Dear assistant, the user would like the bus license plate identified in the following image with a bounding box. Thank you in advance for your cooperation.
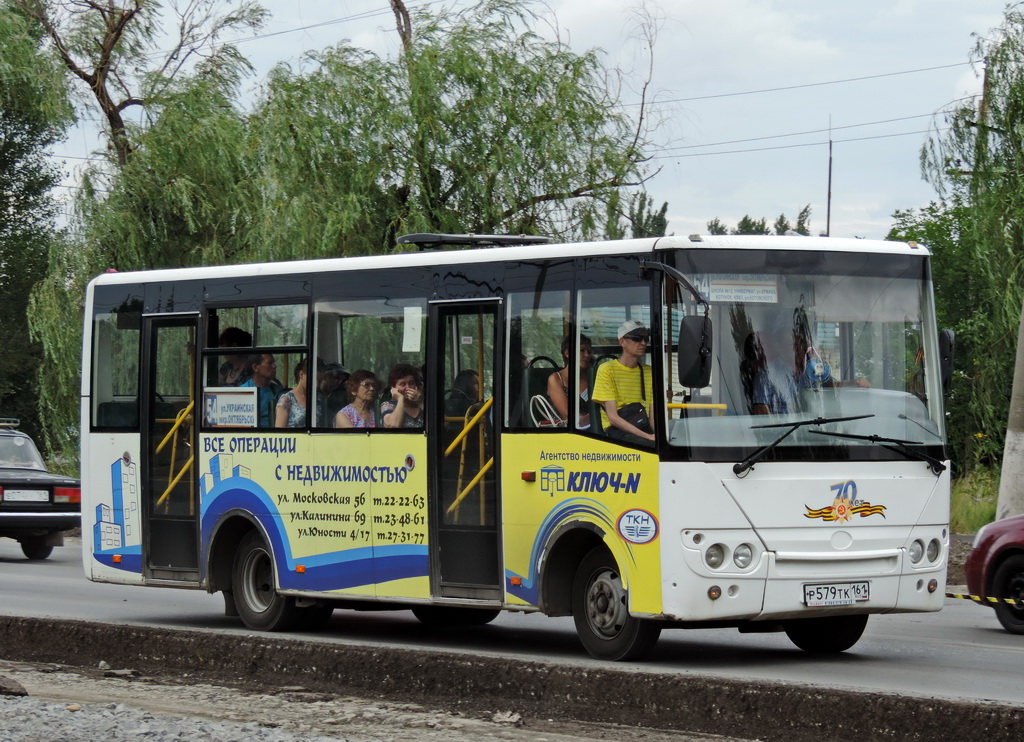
[803,582,870,607]
[3,489,48,502]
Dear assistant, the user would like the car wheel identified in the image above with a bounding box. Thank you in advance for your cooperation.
[231,530,299,631]
[571,546,661,661]
[992,554,1024,634]
[20,536,53,561]
[783,613,868,653]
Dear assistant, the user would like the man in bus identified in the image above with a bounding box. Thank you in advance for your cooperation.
[241,354,284,427]
[592,320,655,444]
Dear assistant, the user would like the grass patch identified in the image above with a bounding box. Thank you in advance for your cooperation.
[951,466,999,534]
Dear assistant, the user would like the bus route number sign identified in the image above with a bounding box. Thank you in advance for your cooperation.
[803,581,870,607]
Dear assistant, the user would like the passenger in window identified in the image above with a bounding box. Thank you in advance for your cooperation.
[334,370,380,428]
[241,354,284,427]
[593,320,655,443]
[275,359,309,428]
[316,362,349,426]
[217,327,253,386]
[547,334,592,429]
[452,369,481,400]
[382,363,425,429]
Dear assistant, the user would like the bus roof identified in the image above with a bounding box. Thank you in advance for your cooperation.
[86,234,929,287]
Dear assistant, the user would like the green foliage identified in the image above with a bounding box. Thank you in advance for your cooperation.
[707,206,811,236]
[950,465,999,533]
[600,190,668,239]
[917,6,1024,471]
[0,2,70,445]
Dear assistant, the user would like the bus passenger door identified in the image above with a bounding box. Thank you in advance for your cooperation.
[141,315,200,582]
[428,302,503,600]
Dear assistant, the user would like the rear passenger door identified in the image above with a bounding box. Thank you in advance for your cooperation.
[428,301,503,601]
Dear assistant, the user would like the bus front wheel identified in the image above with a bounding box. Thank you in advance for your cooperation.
[783,613,868,653]
[571,546,661,661]
[232,530,300,631]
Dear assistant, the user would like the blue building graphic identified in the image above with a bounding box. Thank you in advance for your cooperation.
[95,455,139,551]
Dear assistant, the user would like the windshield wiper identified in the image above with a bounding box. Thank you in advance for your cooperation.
[810,430,947,475]
[733,414,875,477]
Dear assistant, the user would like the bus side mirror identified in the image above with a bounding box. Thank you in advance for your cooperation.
[939,328,955,393]
[678,315,713,389]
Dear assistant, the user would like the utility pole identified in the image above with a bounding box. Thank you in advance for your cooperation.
[998,301,1024,518]
[825,117,832,237]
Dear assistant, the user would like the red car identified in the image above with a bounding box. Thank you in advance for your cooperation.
[965,513,1024,633]
[0,422,80,560]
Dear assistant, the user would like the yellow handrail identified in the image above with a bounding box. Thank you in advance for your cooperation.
[446,457,494,516]
[668,403,727,410]
[444,396,493,456]
[156,455,194,507]
[156,400,194,453]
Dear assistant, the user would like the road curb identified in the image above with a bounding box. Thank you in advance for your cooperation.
[0,615,1020,742]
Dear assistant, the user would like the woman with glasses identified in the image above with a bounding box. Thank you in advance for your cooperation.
[592,320,655,444]
[546,334,592,429]
[334,369,380,428]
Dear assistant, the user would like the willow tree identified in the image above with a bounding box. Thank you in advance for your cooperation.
[20,0,266,456]
[920,5,1024,507]
[0,3,72,445]
[242,0,654,259]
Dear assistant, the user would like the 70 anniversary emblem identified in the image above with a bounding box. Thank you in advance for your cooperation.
[805,480,886,523]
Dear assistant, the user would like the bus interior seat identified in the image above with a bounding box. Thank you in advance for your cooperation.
[96,400,139,428]
[514,357,559,428]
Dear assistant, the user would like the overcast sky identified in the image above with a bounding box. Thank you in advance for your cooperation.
[60,0,1013,240]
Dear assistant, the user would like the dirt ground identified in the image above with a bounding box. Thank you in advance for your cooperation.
[0,659,740,742]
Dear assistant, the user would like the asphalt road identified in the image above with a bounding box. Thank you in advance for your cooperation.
[2,538,1022,709]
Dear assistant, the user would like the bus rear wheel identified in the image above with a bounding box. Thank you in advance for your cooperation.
[783,613,868,653]
[572,546,661,661]
[232,530,300,631]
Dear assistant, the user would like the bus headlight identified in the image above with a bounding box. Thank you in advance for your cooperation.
[908,539,924,564]
[927,538,942,563]
[733,543,753,569]
[705,543,725,569]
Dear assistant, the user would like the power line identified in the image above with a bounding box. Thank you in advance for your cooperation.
[659,112,945,153]
[642,62,972,106]
[653,127,950,160]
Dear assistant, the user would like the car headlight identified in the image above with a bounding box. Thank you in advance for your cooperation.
[927,538,942,563]
[705,543,725,569]
[908,539,924,564]
[733,543,753,569]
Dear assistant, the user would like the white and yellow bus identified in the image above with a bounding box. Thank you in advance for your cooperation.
[80,233,952,660]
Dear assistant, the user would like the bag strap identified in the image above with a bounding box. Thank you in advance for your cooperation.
[530,394,563,426]
[638,362,646,403]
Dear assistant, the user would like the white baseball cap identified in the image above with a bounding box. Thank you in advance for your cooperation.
[617,319,648,340]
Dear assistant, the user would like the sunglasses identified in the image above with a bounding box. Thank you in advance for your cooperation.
[624,334,649,342]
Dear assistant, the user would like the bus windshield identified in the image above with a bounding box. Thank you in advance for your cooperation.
[665,249,944,460]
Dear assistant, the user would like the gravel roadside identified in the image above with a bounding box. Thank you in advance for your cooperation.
[0,659,737,742]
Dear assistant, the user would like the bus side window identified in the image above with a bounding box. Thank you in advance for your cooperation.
[313,297,426,430]
[507,289,569,429]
